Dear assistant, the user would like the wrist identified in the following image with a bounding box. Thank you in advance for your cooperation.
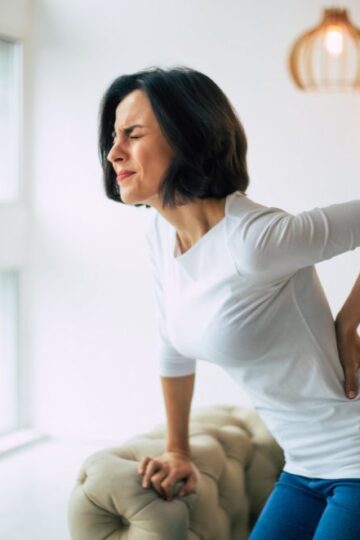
[165,447,191,457]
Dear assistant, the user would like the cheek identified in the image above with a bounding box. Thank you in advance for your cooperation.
[133,137,173,183]
[139,147,170,175]
[154,144,173,170]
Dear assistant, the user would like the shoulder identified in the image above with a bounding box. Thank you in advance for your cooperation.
[225,192,296,276]
[143,207,171,262]
[144,208,163,241]
[226,191,293,233]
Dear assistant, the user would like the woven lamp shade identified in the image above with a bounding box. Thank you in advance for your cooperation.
[288,7,360,91]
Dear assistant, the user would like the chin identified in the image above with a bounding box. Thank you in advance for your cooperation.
[119,190,145,206]
[120,185,158,206]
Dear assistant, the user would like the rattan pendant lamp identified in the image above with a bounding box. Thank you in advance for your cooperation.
[288,7,360,91]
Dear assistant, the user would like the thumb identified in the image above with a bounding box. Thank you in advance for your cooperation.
[344,367,358,399]
[178,473,198,496]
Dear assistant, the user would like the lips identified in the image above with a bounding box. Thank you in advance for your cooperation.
[116,172,135,181]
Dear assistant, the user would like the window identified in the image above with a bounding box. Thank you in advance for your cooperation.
[0,37,22,202]
[0,272,18,435]
[0,9,44,455]
[0,36,22,440]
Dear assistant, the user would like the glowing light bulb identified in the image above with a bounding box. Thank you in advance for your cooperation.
[288,7,360,90]
[324,25,344,55]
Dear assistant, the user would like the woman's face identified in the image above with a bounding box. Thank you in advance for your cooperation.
[107,89,175,208]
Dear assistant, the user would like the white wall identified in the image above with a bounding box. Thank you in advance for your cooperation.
[20,0,360,442]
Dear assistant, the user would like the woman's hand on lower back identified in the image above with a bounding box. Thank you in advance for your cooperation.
[137,451,200,501]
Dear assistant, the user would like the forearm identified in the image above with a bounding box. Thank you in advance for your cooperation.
[336,272,360,332]
[160,373,195,456]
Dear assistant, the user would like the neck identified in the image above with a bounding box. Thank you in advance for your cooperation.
[156,196,227,250]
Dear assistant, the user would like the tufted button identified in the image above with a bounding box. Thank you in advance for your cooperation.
[118,516,130,527]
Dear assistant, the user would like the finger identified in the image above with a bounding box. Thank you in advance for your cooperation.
[138,457,151,475]
[150,465,171,498]
[161,469,184,500]
[344,367,358,398]
[142,460,162,487]
[178,475,197,496]
[157,462,170,494]
[150,462,172,500]
[159,471,176,499]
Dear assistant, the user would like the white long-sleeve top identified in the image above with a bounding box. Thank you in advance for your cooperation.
[144,190,360,479]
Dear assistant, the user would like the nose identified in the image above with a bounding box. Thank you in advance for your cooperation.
[107,139,127,164]
[106,143,118,164]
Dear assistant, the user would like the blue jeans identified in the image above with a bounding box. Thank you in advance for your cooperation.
[249,470,360,539]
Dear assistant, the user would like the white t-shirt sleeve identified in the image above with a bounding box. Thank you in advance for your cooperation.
[145,218,197,377]
[230,199,360,282]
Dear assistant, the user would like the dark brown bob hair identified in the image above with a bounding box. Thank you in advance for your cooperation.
[98,65,250,209]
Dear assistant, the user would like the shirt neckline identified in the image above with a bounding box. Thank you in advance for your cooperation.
[172,191,237,260]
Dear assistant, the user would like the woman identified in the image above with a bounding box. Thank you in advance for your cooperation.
[98,65,360,539]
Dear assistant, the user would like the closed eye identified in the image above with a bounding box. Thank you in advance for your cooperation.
[111,131,142,144]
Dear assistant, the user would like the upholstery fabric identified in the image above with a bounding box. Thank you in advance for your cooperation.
[68,405,284,540]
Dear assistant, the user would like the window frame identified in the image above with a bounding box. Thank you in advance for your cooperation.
[0,18,45,452]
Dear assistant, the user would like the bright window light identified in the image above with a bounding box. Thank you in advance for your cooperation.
[0,38,22,202]
[0,271,19,435]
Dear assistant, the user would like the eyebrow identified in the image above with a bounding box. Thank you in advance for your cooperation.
[112,124,145,136]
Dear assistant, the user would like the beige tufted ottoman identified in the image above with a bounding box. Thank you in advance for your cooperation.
[67,405,284,540]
